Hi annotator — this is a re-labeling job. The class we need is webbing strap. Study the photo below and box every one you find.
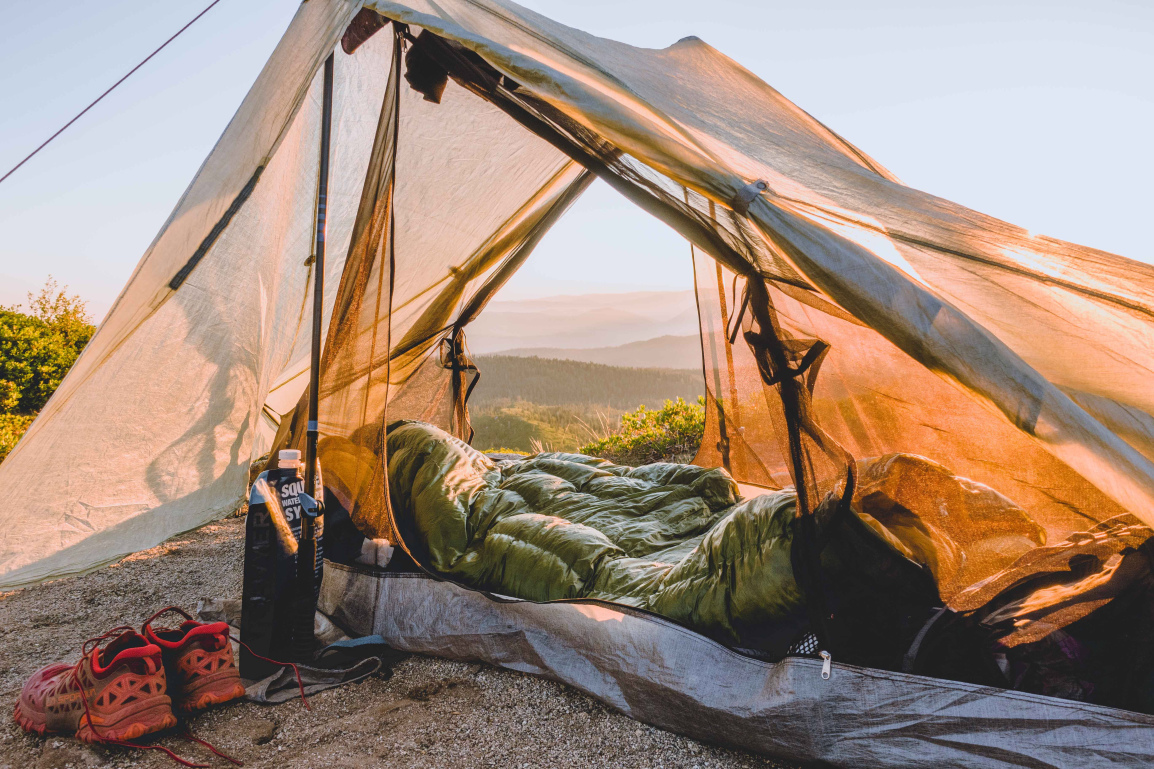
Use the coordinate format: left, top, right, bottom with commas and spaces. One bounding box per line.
169, 165, 265, 290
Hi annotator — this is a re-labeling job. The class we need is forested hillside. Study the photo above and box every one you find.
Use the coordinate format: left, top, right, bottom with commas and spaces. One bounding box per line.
469, 355, 703, 453
472, 355, 702, 409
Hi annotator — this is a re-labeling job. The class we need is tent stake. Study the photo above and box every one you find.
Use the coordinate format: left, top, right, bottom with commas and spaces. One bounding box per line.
294, 51, 335, 662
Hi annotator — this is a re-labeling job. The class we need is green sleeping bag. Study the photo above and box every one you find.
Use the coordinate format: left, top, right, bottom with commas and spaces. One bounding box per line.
382, 420, 1036, 664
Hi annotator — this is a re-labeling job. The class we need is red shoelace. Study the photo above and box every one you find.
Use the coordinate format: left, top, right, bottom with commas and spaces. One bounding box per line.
72, 626, 211, 767
143, 605, 310, 710
68, 608, 312, 766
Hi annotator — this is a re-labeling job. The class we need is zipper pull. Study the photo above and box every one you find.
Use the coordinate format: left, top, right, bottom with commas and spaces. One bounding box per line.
819, 650, 832, 680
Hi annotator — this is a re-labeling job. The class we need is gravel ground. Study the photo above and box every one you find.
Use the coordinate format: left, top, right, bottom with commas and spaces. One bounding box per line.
0, 514, 793, 769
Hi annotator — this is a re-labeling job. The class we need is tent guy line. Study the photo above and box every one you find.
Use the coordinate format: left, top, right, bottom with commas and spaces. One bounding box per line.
0, 0, 225, 188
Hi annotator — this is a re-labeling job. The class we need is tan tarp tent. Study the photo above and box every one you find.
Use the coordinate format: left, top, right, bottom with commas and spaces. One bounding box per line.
2, 1, 1154, 764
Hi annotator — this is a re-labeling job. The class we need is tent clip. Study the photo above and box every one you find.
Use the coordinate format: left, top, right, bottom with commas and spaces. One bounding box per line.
297, 492, 321, 519
732, 179, 769, 216
819, 650, 832, 680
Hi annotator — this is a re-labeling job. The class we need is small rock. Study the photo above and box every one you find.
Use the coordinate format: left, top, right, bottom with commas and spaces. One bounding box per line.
365, 698, 414, 720
34, 742, 100, 769
233, 715, 277, 745
406, 682, 443, 701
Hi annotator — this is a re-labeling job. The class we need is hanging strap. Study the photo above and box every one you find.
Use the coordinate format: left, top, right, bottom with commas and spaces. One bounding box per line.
902, 606, 950, 674
741, 276, 857, 655
441, 327, 481, 444
743, 333, 830, 392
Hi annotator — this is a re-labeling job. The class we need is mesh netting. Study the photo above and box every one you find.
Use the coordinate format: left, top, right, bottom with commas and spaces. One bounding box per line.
787, 632, 820, 657
274, 17, 1151, 660
274, 26, 591, 547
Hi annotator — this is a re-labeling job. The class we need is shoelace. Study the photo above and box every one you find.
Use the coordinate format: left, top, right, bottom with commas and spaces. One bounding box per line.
141, 605, 202, 634
141, 606, 249, 765
183, 729, 243, 766
72, 627, 209, 768
228, 635, 310, 710
68, 609, 311, 766
144, 605, 310, 708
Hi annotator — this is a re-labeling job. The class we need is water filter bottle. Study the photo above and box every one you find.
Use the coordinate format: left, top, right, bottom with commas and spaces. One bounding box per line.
240, 449, 324, 679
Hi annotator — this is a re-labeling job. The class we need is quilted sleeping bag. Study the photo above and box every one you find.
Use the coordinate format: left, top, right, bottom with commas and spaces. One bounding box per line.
375, 421, 1044, 663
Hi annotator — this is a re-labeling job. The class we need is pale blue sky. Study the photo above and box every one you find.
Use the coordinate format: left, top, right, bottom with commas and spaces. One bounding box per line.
1, 1, 1151, 318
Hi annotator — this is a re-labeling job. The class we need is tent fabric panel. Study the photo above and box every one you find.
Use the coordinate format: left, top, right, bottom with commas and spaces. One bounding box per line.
691, 247, 789, 488
315, 67, 582, 443
692, 251, 1128, 544
0, 26, 395, 588
376, 158, 592, 441
365, 0, 1154, 523
266, 44, 589, 544
320, 565, 1154, 769
364, 1, 895, 224
744, 197, 1154, 524
19, 0, 364, 452
891, 239, 1154, 463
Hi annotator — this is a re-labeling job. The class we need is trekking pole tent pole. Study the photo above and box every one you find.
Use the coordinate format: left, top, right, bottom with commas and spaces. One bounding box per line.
294, 51, 336, 662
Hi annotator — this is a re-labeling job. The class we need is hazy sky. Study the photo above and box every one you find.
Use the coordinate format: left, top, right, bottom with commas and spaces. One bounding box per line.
1, 1, 1151, 318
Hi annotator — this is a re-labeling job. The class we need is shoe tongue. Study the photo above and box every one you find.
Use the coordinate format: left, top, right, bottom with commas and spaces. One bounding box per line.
100, 631, 147, 665
149, 619, 204, 647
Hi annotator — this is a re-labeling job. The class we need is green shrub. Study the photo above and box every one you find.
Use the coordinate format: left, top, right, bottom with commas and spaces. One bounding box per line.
581, 397, 704, 466
0, 279, 93, 466
0, 413, 35, 463
0, 278, 94, 415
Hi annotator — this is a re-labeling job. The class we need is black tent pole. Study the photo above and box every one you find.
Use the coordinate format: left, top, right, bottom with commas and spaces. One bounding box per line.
294, 51, 335, 662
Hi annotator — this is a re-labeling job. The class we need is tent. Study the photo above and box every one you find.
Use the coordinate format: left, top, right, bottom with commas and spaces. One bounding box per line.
3, 0, 1154, 764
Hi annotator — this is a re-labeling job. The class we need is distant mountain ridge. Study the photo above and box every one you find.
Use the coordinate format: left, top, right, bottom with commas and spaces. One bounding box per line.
497, 334, 701, 370
472, 355, 702, 409
467, 290, 698, 353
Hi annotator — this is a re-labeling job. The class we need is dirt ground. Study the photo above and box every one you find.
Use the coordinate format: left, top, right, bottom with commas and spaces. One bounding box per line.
0, 514, 791, 769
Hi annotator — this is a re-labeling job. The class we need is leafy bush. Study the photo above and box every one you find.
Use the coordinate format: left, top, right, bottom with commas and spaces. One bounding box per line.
0, 279, 94, 465
580, 397, 705, 466
0, 278, 94, 415
0, 414, 35, 463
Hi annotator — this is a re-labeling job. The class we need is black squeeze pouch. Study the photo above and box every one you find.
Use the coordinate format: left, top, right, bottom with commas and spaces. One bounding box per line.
240, 450, 323, 679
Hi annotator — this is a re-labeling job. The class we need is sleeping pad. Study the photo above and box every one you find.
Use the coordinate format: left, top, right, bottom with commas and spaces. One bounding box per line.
372, 421, 1045, 665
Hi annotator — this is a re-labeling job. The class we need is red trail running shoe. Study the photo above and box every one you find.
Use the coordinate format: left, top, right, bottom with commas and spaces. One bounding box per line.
142, 607, 246, 713
14, 626, 177, 743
